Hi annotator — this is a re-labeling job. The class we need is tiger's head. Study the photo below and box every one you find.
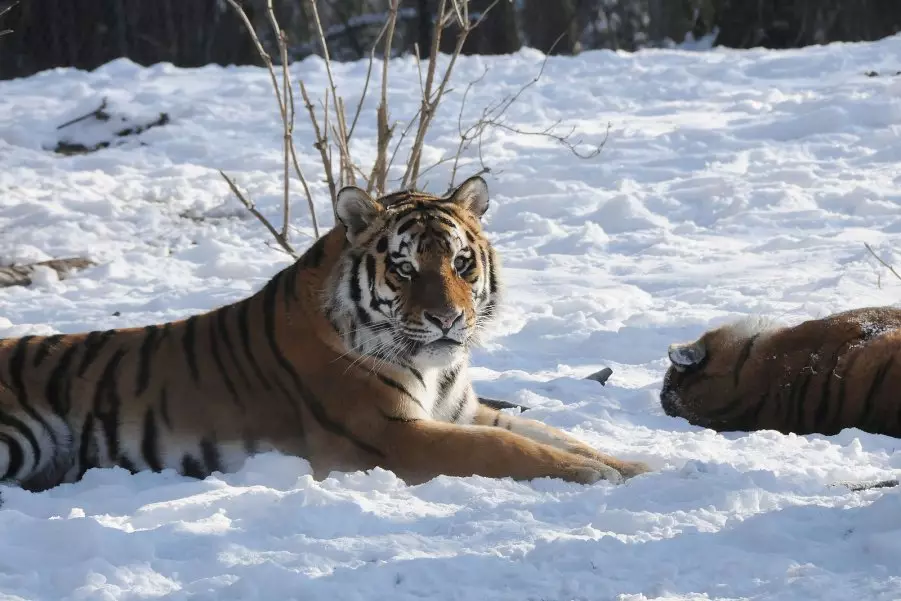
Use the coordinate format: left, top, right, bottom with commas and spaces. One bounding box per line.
326, 176, 501, 369
659, 317, 775, 429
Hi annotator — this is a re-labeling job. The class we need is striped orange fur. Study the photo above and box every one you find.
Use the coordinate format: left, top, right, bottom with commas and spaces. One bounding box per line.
0, 176, 650, 492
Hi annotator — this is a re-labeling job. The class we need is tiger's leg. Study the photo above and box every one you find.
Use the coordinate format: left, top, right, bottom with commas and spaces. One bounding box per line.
378, 419, 624, 486
472, 404, 651, 479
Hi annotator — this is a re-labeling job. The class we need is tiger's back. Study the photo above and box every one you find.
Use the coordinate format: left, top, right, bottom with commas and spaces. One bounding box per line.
660, 306, 901, 437
0, 176, 650, 492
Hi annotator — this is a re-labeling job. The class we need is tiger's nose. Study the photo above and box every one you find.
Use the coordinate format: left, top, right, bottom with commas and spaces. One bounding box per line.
424, 309, 463, 334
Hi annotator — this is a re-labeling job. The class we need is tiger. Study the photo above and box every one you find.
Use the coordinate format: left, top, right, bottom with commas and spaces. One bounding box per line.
660, 305, 901, 438
0, 175, 651, 493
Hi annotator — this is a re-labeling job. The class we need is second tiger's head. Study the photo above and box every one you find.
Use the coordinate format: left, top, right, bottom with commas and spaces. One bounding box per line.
329, 175, 501, 368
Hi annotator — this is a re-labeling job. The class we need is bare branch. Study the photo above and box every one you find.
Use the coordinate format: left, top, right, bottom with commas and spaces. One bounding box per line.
347, 12, 392, 142
431, 30, 607, 190
306, 0, 355, 189
300, 81, 337, 213
367, 0, 400, 196
223, 0, 321, 243
219, 170, 299, 260
865, 242, 901, 285
402, 0, 503, 189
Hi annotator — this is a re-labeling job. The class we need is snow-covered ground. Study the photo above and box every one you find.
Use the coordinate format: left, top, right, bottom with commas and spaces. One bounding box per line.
1, 32, 901, 600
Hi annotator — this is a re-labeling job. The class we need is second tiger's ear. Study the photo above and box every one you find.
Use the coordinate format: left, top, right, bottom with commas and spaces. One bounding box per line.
667, 340, 706, 371
336, 186, 383, 242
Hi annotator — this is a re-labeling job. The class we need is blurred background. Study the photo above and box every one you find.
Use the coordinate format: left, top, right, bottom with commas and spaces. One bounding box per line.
2, 0, 901, 80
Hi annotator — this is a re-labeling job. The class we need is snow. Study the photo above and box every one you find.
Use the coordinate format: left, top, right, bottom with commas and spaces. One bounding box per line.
2, 32, 901, 600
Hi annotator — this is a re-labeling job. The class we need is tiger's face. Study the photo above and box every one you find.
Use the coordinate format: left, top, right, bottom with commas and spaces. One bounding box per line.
660, 319, 771, 428
328, 176, 500, 369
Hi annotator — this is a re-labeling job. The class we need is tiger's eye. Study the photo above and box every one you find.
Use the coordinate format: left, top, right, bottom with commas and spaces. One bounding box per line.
397, 262, 416, 277
453, 256, 468, 272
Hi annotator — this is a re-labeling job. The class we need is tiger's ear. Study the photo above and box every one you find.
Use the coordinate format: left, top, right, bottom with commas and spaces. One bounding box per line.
667, 340, 706, 372
447, 175, 490, 218
336, 186, 383, 242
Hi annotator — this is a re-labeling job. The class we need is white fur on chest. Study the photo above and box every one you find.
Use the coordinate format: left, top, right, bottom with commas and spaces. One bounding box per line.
392, 362, 477, 423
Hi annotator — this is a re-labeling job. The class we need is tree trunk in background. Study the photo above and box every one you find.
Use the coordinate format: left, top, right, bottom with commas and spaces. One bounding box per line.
440, 0, 521, 55
0, 0, 260, 81
522, 0, 578, 54
713, 0, 901, 49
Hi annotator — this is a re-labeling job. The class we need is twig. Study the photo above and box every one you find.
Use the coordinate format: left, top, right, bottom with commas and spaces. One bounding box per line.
431, 31, 608, 190
219, 171, 298, 260
347, 11, 392, 142
264, 1, 292, 239
402, 0, 503, 189
367, 0, 400, 196
306, 0, 355, 189
864, 242, 901, 285
300, 80, 337, 212
223, 0, 320, 240
56, 98, 109, 130
488, 120, 610, 159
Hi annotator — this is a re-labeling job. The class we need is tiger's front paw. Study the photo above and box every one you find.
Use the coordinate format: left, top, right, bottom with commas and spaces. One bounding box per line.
567, 462, 624, 485
616, 460, 652, 480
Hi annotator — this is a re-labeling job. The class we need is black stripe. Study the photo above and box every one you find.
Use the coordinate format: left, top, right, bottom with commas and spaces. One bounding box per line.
378, 409, 420, 422
181, 454, 206, 479
237, 301, 273, 390
243, 434, 259, 456
492, 413, 501, 427
93, 349, 126, 460
77, 330, 116, 377
32, 335, 63, 367
8, 336, 58, 448
118, 455, 138, 473
832, 350, 863, 433
377, 373, 425, 412
45, 343, 79, 417
396, 216, 422, 236
376, 237, 388, 253
283, 263, 300, 312
349, 255, 364, 303
732, 334, 759, 385
365, 254, 378, 295
159, 387, 172, 430
435, 365, 461, 414
7, 335, 33, 386
141, 409, 163, 472
217, 305, 252, 389
814, 348, 845, 433
300, 234, 328, 270
183, 316, 200, 383
200, 438, 222, 474
420, 203, 461, 222
404, 364, 425, 387
0, 432, 23, 481
787, 371, 813, 434
0, 409, 41, 476
77, 413, 96, 480
135, 325, 161, 396
208, 315, 244, 410
487, 247, 498, 295
448, 394, 469, 423
258, 274, 308, 432
430, 214, 460, 231
377, 373, 416, 399
261, 275, 383, 458
859, 355, 895, 431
